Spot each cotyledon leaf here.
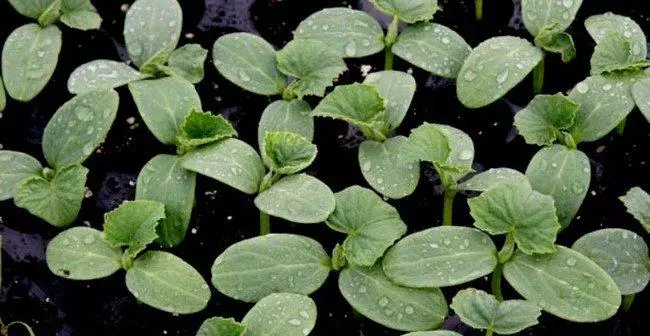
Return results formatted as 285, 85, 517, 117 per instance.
0, 151, 42, 201
457, 36, 543, 109
42, 89, 119, 168
339, 264, 448, 332
68, 60, 149, 94
521, 0, 583, 37
503, 246, 621, 322
258, 100, 314, 148
392, 23, 471, 78
126, 251, 211, 314
8, 0, 57, 19
620, 187, 650, 232
631, 78, 650, 123
513, 93, 579, 146
242, 293, 317, 336
254, 174, 335, 224
182, 138, 265, 195
369, 0, 440, 24
261, 132, 317, 175
525, 144, 590, 228
196, 317, 246, 336
585, 12, 647, 61
383, 226, 498, 288
1, 23, 62, 102
136, 154, 196, 247
294, 8, 384, 58
211, 234, 330, 302
363, 70, 416, 131
458, 168, 527, 192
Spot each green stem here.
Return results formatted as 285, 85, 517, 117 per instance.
491, 263, 504, 302
498, 233, 515, 263
476, 0, 483, 21
260, 211, 271, 235
616, 118, 626, 135
485, 330, 493, 336
533, 57, 545, 94
622, 294, 635, 311
442, 188, 458, 226
384, 17, 399, 70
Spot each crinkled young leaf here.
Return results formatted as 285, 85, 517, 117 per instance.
450, 288, 541, 335
258, 100, 313, 148
568, 75, 635, 143
359, 136, 420, 200
513, 93, 579, 146
0, 151, 42, 201
103, 200, 165, 260
573, 229, 650, 295
363, 71, 416, 130
392, 23, 471, 78
383, 226, 497, 288
43, 89, 119, 168
1, 24, 61, 102
370, 0, 440, 23
124, 0, 182, 70
129, 76, 202, 145
68, 60, 149, 94
261, 132, 317, 175
435, 125, 475, 186
468, 181, 560, 255
620, 187, 650, 232
503, 246, 621, 322
212, 33, 286, 95
406, 123, 450, 164
457, 36, 543, 109
176, 110, 237, 152
585, 13, 647, 61
339, 264, 448, 331
526, 145, 590, 228
197, 317, 246, 336
211, 234, 330, 302
8, 0, 56, 19
136, 154, 196, 247
126, 251, 211, 314
15, 165, 87, 227
534, 24, 576, 63
458, 168, 527, 192
590, 31, 642, 75
158, 44, 208, 84
46, 227, 123, 280
521, 0, 583, 37
60, 0, 101, 30
182, 138, 265, 195
294, 8, 384, 58
632, 78, 650, 122
402, 332, 462, 336
254, 174, 335, 224
326, 186, 406, 266
242, 293, 317, 336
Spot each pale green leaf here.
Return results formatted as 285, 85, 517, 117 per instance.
136, 154, 196, 247
339, 264, 448, 331
261, 132, 317, 175
60, 0, 101, 31
450, 288, 541, 335
585, 13, 647, 61
326, 186, 406, 266
211, 234, 330, 302
393, 23, 471, 78
176, 110, 237, 152
258, 100, 313, 148
435, 125, 475, 186
457, 36, 543, 108
182, 138, 265, 195
458, 168, 527, 192
43, 89, 119, 168
8, 0, 56, 19
359, 136, 420, 199
620, 187, 650, 232
363, 70, 416, 130
534, 24, 576, 63
46, 227, 122, 280
590, 31, 640, 75
1, 24, 61, 102
68, 60, 149, 94
525, 144, 590, 228
294, 8, 384, 58
159, 44, 208, 84
402, 332, 462, 336
632, 78, 650, 122
254, 174, 335, 224
383, 226, 497, 287
103, 200, 165, 260
14, 164, 87, 227
197, 317, 246, 336
0, 151, 42, 201
129, 76, 202, 144
513, 93, 579, 146
573, 229, 649, 295
126, 251, 211, 314
370, 0, 440, 23
405, 122, 451, 165
242, 293, 317, 336
212, 33, 286, 95
521, 0, 583, 37
503, 246, 621, 322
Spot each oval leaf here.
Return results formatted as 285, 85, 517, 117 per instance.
359, 136, 420, 199
103, 200, 165, 260
0, 151, 42, 201
197, 317, 246, 336
585, 13, 647, 61
370, 0, 440, 23
242, 293, 317, 336
363, 70, 416, 130
458, 168, 527, 192
60, 0, 102, 31
258, 100, 314, 148
620, 187, 650, 232
513, 93, 580, 146
261, 132, 317, 175
68, 60, 148, 94
521, 0, 583, 37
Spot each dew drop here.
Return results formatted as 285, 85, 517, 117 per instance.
602, 84, 613, 91
571, 182, 584, 194
287, 319, 302, 326
496, 70, 509, 84
344, 41, 357, 57
459, 149, 473, 160
404, 306, 414, 314
441, 37, 450, 44
378, 297, 389, 307
562, 0, 574, 8
576, 82, 589, 94
361, 161, 371, 172
299, 311, 309, 319
83, 234, 95, 244
566, 257, 577, 266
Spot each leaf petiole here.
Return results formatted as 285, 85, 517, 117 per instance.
533, 57, 545, 94
622, 294, 635, 311
616, 118, 626, 135
384, 17, 399, 70
476, 0, 483, 21
491, 263, 504, 302
260, 211, 271, 235
442, 188, 458, 226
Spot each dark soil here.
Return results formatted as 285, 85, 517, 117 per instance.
1, 0, 649, 335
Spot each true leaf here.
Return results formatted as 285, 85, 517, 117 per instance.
14, 164, 88, 227
338, 264, 448, 331
573, 228, 649, 295
434, 125, 475, 186
159, 44, 208, 84
503, 246, 621, 322
590, 31, 642, 75
128, 76, 202, 145
136, 154, 196, 247
258, 100, 313, 148
521, 0, 583, 37
176, 110, 237, 152
450, 288, 541, 335
8, 0, 56, 19
392, 23, 471, 78
42, 89, 119, 168
1, 23, 62, 102
197, 317, 246, 336
125, 251, 211, 314
294, 8, 384, 58
585, 13, 647, 61
534, 24, 576, 63
182, 138, 265, 195
405, 123, 450, 165
620, 187, 650, 232
363, 70, 416, 130
37, 0, 62, 26
458, 168, 527, 192
0, 151, 42, 201
212, 33, 286, 95
525, 144, 590, 228
103, 200, 166, 260
457, 36, 543, 108
383, 226, 497, 287
359, 136, 420, 199
254, 174, 335, 224
211, 234, 330, 302
46, 227, 122, 280
513, 93, 579, 146
261, 132, 317, 175
68, 60, 149, 94
326, 186, 407, 266
60, 0, 102, 30
242, 293, 317, 336
631, 78, 650, 122
369, 0, 440, 24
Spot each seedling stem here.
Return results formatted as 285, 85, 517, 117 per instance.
384, 17, 399, 70
533, 57, 545, 94
443, 188, 458, 226
476, 0, 483, 21
260, 212, 271, 235
622, 294, 634, 311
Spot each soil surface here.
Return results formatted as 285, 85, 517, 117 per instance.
1, 0, 649, 335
